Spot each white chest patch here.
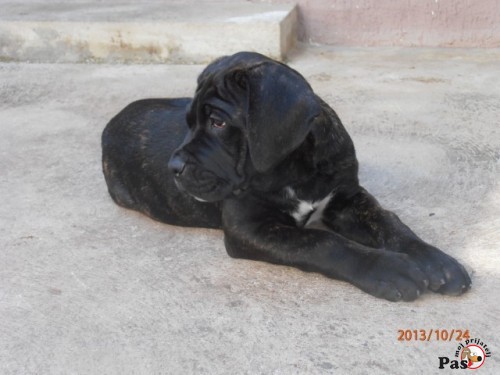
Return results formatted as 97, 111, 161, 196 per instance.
285, 187, 333, 227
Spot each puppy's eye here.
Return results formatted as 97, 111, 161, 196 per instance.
209, 117, 226, 129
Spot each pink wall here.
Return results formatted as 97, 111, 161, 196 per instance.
268, 0, 500, 47
118, 0, 499, 47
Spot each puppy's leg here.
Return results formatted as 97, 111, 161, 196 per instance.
321, 187, 471, 296
222, 197, 429, 302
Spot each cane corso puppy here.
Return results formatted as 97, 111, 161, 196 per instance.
102, 52, 471, 301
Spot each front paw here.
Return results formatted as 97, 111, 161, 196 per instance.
407, 244, 471, 296
354, 252, 428, 302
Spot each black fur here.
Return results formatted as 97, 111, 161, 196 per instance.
102, 52, 471, 301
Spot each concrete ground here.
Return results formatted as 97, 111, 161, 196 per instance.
1, 46, 499, 374
0, 1, 296, 63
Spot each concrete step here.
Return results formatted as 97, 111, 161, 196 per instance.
0, 1, 297, 64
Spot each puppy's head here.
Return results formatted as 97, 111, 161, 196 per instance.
169, 52, 321, 202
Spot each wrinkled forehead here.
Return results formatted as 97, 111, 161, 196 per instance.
197, 52, 272, 85
187, 81, 242, 124
189, 53, 271, 116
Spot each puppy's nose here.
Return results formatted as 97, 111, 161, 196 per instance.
168, 155, 186, 176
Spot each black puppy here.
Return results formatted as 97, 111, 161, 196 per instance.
102, 52, 471, 301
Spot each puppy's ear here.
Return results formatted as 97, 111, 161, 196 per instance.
245, 63, 321, 172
